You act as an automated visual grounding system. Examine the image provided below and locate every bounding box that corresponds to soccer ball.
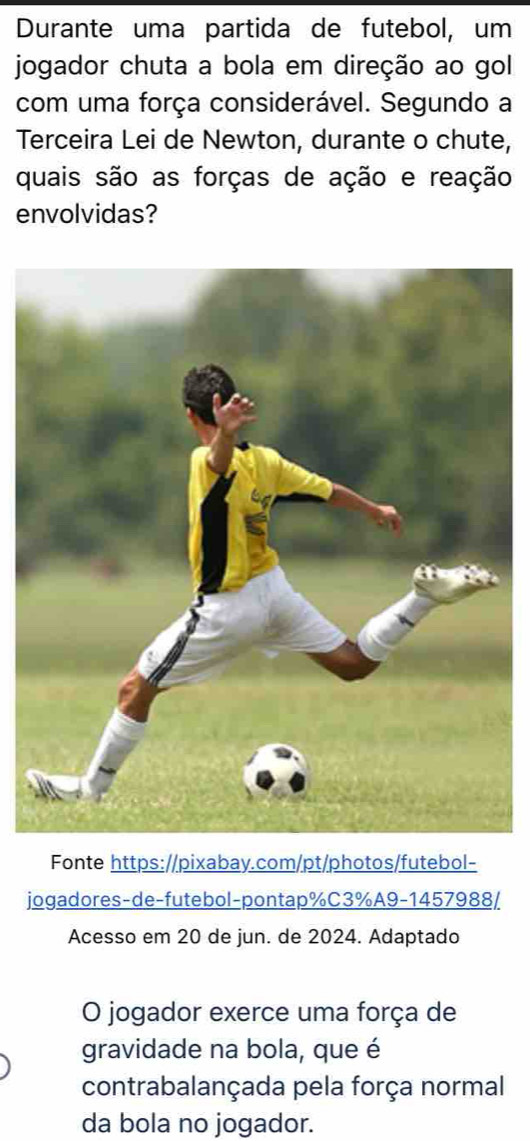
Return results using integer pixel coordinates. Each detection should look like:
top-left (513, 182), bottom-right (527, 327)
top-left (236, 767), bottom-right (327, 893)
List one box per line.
top-left (244, 743), bottom-right (309, 799)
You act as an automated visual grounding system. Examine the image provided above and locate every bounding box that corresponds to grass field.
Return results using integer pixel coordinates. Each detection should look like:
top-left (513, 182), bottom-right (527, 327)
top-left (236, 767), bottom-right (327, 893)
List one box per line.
top-left (17, 558), bottom-right (511, 833)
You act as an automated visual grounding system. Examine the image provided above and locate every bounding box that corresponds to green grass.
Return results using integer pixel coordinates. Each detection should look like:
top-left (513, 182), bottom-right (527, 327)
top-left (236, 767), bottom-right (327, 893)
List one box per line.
top-left (17, 558), bottom-right (511, 833)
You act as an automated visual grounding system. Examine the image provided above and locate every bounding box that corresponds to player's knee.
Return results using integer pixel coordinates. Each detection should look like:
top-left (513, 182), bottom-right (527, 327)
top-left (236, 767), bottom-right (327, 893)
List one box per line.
top-left (118, 668), bottom-right (160, 721)
top-left (336, 665), bottom-right (362, 683)
top-left (334, 654), bottom-right (380, 682)
top-left (117, 670), bottom-right (142, 713)
top-left (332, 664), bottom-right (356, 682)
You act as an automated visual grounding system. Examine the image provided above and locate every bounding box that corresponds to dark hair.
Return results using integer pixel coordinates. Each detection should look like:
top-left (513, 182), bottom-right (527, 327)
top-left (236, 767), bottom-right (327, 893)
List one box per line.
top-left (182, 364), bottom-right (236, 426)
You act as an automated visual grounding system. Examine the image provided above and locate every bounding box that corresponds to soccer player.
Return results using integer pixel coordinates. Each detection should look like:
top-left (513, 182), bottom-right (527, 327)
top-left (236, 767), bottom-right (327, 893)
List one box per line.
top-left (26, 364), bottom-right (499, 802)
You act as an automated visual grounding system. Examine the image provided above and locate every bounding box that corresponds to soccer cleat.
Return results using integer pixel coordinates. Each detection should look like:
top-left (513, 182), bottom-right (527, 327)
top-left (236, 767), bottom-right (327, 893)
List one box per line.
top-left (26, 769), bottom-right (100, 802)
top-left (413, 563), bottom-right (499, 604)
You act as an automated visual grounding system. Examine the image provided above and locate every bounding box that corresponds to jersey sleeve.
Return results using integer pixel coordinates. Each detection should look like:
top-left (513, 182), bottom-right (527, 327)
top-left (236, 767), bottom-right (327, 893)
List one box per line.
top-left (274, 454), bottom-right (333, 503)
top-left (188, 446), bottom-right (222, 509)
top-left (190, 446), bottom-right (217, 484)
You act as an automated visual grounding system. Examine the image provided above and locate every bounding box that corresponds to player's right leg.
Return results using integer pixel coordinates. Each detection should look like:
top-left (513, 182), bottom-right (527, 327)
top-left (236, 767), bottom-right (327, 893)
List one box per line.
top-left (308, 639), bottom-right (381, 681)
top-left (26, 667), bottom-right (162, 802)
top-left (310, 562), bottom-right (499, 681)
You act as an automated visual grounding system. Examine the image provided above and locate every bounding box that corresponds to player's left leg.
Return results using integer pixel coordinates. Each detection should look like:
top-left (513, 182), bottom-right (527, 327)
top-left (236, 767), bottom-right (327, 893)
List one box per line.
top-left (79, 667), bottom-right (163, 800)
top-left (26, 585), bottom-right (265, 803)
top-left (309, 562), bottom-right (499, 681)
top-left (26, 594), bottom-right (222, 803)
top-left (26, 667), bottom-right (162, 802)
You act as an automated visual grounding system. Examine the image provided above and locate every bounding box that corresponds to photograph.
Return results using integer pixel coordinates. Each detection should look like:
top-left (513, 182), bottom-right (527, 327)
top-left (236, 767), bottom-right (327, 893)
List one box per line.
top-left (16, 267), bottom-right (511, 833)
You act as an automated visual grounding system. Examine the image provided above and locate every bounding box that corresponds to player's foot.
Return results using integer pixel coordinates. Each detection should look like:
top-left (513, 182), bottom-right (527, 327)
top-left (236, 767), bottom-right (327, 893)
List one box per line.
top-left (413, 563), bottom-right (499, 604)
top-left (26, 769), bottom-right (100, 802)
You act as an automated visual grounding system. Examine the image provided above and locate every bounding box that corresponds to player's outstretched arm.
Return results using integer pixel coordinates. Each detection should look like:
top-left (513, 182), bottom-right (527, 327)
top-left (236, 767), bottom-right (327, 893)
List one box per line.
top-left (327, 483), bottom-right (402, 535)
top-left (207, 392), bottom-right (257, 474)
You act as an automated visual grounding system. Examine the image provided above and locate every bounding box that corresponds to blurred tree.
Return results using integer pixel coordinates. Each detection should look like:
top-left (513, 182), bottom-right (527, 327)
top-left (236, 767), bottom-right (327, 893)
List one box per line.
top-left (183, 268), bottom-right (340, 363)
top-left (101, 320), bottom-right (185, 390)
top-left (362, 272), bottom-right (511, 556)
top-left (16, 268), bottom-right (511, 566)
top-left (433, 268), bottom-right (512, 320)
top-left (16, 308), bottom-right (175, 560)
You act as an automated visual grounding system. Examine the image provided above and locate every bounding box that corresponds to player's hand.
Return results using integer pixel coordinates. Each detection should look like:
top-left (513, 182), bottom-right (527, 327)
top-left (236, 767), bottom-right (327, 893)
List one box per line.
top-left (372, 504), bottom-right (403, 535)
top-left (213, 392), bottom-right (257, 436)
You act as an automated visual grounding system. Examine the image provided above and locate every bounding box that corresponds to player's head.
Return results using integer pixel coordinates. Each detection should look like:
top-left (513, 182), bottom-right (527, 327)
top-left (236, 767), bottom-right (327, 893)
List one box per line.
top-left (182, 364), bottom-right (236, 426)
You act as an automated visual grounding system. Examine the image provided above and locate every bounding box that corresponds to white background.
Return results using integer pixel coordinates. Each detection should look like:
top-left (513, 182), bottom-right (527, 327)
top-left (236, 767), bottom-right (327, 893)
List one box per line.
top-left (1, 5), bottom-right (528, 1139)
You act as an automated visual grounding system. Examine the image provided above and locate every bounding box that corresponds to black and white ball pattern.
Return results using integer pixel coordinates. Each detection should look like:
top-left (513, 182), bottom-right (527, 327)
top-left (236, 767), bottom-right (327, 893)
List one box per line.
top-left (244, 744), bottom-right (309, 799)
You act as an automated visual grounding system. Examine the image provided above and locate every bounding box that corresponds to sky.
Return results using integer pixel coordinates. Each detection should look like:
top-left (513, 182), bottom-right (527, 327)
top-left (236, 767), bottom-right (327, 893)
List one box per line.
top-left (16, 268), bottom-right (414, 327)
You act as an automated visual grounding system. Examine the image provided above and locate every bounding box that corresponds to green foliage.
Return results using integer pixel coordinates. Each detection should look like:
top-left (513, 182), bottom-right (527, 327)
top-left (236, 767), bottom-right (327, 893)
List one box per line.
top-left (183, 268), bottom-right (339, 363)
top-left (16, 269), bottom-right (511, 564)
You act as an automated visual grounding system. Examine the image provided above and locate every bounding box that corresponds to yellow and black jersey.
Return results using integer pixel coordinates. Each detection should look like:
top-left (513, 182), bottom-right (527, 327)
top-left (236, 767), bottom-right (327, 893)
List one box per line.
top-left (188, 443), bottom-right (333, 594)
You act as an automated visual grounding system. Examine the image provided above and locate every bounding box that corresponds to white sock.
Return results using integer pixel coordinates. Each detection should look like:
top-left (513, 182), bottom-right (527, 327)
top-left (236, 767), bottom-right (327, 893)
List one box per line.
top-left (357, 590), bottom-right (438, 662)
top-left (83, 709), bottom-right (147, 797)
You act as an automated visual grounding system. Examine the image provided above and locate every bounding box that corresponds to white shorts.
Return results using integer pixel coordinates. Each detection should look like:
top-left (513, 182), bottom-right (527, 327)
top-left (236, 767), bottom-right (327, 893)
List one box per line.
top-left (138, 566), bottom-right (346, 688)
